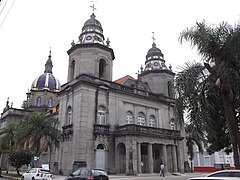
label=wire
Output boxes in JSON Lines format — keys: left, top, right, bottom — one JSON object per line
{"left": 0, "top": 0, "right": 15, "bottom": 29}
{"left": 0, "top": 0, "right": 8, "bottom": 17}
{"left": 0, "top": 0, "right": 3, "bottom": 7}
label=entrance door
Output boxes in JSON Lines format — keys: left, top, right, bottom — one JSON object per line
{"left": 96, "top": 144, "right": 105, "bottom": 170}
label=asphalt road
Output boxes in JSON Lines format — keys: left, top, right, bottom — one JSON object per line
{"left": 0, "top": 173, "right": 207, "bottom": 180}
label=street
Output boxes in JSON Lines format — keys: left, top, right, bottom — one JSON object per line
{"left": 0, "top": 173, "right": 207, "bottom": 180}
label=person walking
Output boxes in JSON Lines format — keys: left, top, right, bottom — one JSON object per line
{"left": 159, "top": 163, "right": 165, "bottom": 177}
{"left": 141, "top": 161, "right": 144, "bottom": 173}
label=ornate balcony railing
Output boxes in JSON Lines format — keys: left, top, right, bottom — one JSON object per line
{"left": 115, "top": 124, "right": 183, "bottom": 140}
{"left": 61, "top": 124, "right": 73, "bottom": 141}
{"left": 94, "top": 124, "right": 110, "bottom": 136}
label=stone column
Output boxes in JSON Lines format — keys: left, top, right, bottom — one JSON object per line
{"left": 148, "top": 143, "right": 153, "bottom": 173}
{"left": 162, "top": 144, "right": 168, "bottom": 172}
{"left": 172, "top": 145, "right": 178, "bottom": 172}
{"left": 137, "top": 142, "right": 142, "bottom": 173}
{"left": 126, "top": 144, "right": 130, "bottom": 175}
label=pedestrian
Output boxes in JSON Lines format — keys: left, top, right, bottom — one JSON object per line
{"left": 141, "top": 161, "right": 144, "bottom": 173}
{"left": 159, "top": 163, "right": 165, "bottom": 177}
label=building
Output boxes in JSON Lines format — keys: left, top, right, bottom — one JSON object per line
{"left": 193, "top": 144, "right": 234, "bottom": 172}
{"left": 0, "top": 11, "right": 187, "bottom": 175}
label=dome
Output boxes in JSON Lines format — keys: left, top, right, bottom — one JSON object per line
{"left": 82, "top": 13, "right": 103, "bottom": 34}
{"left": 31, "top": 73, "right": 61, "bottom": 92}
{"left": 78, "top": 13, "right": 105, "bottom": 45}
{"left": 31, "top": 51, "right": 61, "bottom": 92}
{"left": 146, "top": 42, "right": 164, "bottom": 60}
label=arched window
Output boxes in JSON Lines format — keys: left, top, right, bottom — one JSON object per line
{"left": 149, "top": 115, "right": 156, "bottom": 127}
{"left": 97, "top": 144, "right": 105, "bottom": 150}
{"left": 99, "top": 59, "right": 106, "bottom": 79}
{"left": 70, "top": 60, "right": 75, "bottom": 81}
{"left": 48, "top": 98, "right": 53, "bottom": 108}
{"left": 170, "top": 118, "right": 175, "bottom": 130}
{"left": 97, "top": 106, "right": 106, "bottom": 125}
{"left": 168, "top": 81, "right": 173, "bottom": 97}
{"left": 137, "top": 112, "right": 146, "bottom": 126}
{"left": 36, "top": 97, "right": 41, "bottom": 107}
{"left": 126, "top": 111, "right": 134, "bottom": 124}
{"left": 66, "top": 106, "right": 72, "bottom": 125}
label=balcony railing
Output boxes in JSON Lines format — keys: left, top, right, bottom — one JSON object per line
{"left": 94, "top": 124, "right": 110, "bottom": 136}
{"left": 115, "top": 124, "right": 183, "bottom": 140}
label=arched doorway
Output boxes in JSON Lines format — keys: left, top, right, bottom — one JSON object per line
{"left": 117, "top": 143, "right": 126, "bottom": 174}
{"left": 96, "top": 144, "right": 105, "bottom": 170}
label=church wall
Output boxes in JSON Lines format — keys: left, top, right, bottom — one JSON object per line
{"left": 68, "top": 47, "right": 113, "bottom": 82}
{"left": 141, "top": 72, "right": 174, "bottom": 96}
{"left": 58, "top": 81, "right": 177, "bottom": 174}
{"left": 107, "top": 91, "right": 175, "bottom": 130}
{"left": 28, "top": 90, "right": 58, "bottom": 109}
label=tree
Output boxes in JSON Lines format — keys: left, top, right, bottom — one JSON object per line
{"left": 8, "top": 150, "right": 32, "bottom": 176}
{"left": 0, "top": 123, "right": 20, "bottom": 173}
{"left": 18, "top": 112, "right": 61, "bottom": 168}
{"left": 178, "top": 20, "right": 240, "bottom": 168}
{"left": 185, "top": 124, "right": 204, "bottom": 173}
{"left": 0, "top": 123, "right": 18, "bottom": 151}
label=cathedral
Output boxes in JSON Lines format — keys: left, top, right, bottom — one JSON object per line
{"left": 0, "top": 10, "right": 187, "bottom": 175}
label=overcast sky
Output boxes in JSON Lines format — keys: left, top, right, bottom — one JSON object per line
{"left": 0, "top": 0, "right": 240, "bottom": 111}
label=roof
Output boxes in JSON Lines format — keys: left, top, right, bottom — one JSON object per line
{"left": 114, "top": 75, "right": 136, "bottom": 84}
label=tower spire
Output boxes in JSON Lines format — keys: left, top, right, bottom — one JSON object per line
{"left": 44, "top": 47, "right": 53, "bottom": 74}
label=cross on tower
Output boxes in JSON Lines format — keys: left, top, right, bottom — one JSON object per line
{"left": 152, "top": 32, "right": 155, "bottom": 42}
{"left": 90, "top": 0, "right": 97, "bottom": 13}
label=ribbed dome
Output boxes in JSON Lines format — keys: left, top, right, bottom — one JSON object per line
{"left": 31, "top": 73, "right": 60, "bottom": 92}
{"left": 146, "top": 42, "right": 163, "bottom": 59}
{"left": 78, "top": 13, "right": 105, "bottom": 45}
{"left": 31, "top": 51, "right": 61, "bottom": 92}
{"left": 82, "top": 13, "right": 103, "bottom": 34}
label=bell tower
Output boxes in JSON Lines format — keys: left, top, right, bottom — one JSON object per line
{"left": 67, "top": 11, "right": 115, "bottom": 82}
{"left": 140, "top": 33, "right": 175, "bottom": 97}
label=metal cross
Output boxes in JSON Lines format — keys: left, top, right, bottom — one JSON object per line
{"left": 90, "top": 0, "right": 97, "bottom": 13}
{"left": 152, "top": 32, "right": 155, "bottom": 42}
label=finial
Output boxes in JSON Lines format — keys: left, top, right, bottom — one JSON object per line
{"left": 6, "top": 97, "right": 9, "bottom": 108}
{"left": 3, "top": 97, "right": 10, "bottom": 112}
{"left": 71, "top": 40, "right": 75, "bottom": 46}
{"left": 106, "top": 37, "right": 110, "bottom": 47}
{"left": 169, "top": 64, "right": 172, "bottom": 71}
{"left": 90, "top": 0, "right": 97, "bottom": 14}
{"left": 152, "top": 32, "right": 155, "bottom": 43}
{"left": 49, "top": 47, "right": 51, "bottom": 58}
{"left": 140, "top": 65, "right": 143, "bottom": 73}
{"left": 11, "top": 102, "right": 13, "bottom": 108}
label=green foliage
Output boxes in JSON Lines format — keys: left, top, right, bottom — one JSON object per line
{"left": 177, "top": 20, "right": 240, "bottom": 167}
{"left": 0, "top": 123, "right": 19, "bottom": 152}
{"left": 8, "top": 150, "right": 32, "bottom": 169}
{"left": 18, "top": 112, "right": 61, "bottom": 156}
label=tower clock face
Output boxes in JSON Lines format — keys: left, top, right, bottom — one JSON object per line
{"left": 86, "top": 35, "right": 92, "bottom": 40}
{"left": 153, "top": 61, "right": 160, "bottom": 69}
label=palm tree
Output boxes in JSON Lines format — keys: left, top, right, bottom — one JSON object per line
{"left": 185, "top": 124, "right": 204, "bottom": 173}
{"left": 0, "top": 123, "right": 19, "bottom": 173}
{"left": 178, "top": 21, "right": 240, "bottom": 168}
{"left": 18, "top": 112, "right": 61, "bottom": 169}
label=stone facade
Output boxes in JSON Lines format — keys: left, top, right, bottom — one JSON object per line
{"left": 0, "top": 11, "right": 187, "bottom": 175}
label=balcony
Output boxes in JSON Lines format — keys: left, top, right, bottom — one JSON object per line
{"left": 94, "top": 124, "right": 110, "bottom": 136}
{"left": 115, "top": 124, "right": 183, "bottom": 140}
{"left": 61, "top": 124, "right": 73, "bottom": 141}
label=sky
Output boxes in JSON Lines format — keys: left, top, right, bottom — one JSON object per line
{"left": 0, "top": 0, "right": 240, "bottom": 111}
